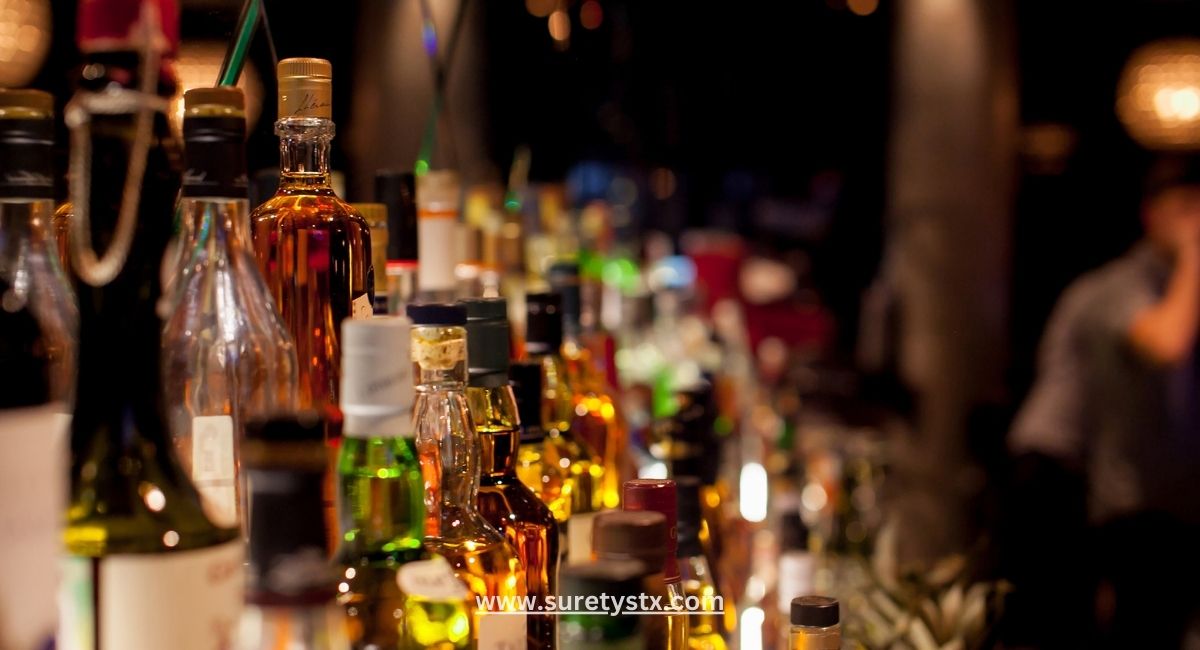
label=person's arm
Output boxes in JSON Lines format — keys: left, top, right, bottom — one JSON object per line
{"left": 1128, "top": 244, "right": 1200, "bottom": 366}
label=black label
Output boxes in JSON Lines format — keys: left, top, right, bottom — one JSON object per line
{"left": 0, "top": 119, "right": 54, "bottom": 199}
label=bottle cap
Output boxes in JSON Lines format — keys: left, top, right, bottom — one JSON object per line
{"left": 462, "top": 297, "right": 511, "bottom": 388}
{"left": 277, "top": 57, "right": 332, "bottom": 119}
{"left": 547, "top": 262, "right": 582, "bottom": 337}
{"left": 622, "top": 479, "right": 679, "bottom": 581}
{"left": 0, "top": 89, "right": 53, "bottom": 117}
{"left": 510, "top": 361, "right": 546, "bottom": 442}
{"left": 340, "top": 317, "right": 414, "bottom": 438}
{"left": 417, "top": 169, "right": 461, "bottom": 210}
{"left": 790, "top": 596, "right": 839, "bottom": 628}
{"left": 376, "top": 170, "right": 418, "bottom": 261}
{"left": 406, "top": 302, "right": 467, "bottom": 326}
{"left": 183, "top": 86, "right": 244, "bottom": 114}
{"left": 525, "top": 292, "right": 563, "bottom": 354}
{"left": 592, "top": 509, "right": 668, "bottom": 572}
{"left": 675, "top": 476, "right": 704, "bottom": 558}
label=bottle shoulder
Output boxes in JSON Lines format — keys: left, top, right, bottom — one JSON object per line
{"left": 478, "top": 477, "right": 557, "bottom": 527}
{"left": 251, "top": 192, "right": 370, "bottom": 229}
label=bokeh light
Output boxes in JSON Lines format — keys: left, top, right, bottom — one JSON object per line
{"left": 848, "top": 0, "right": 879, "bottom": 16}
{"left": 580, "top": 0, "right": 603, "bottom": 30}
{"left": 0, "top": 0, "right": 51, "bottom": 88}
{"left": 171, "top": 40, "right": 264, "bottom": 139}
{"left": 526, "top": 0, "right": 555, "bottom": 18}
{"left": 548, "top": 9, "right": 571, "bottom": 45}
{"left": 1117, "top": 38, "right": 1200, "bottom": 150}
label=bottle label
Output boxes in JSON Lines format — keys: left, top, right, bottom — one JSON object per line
{"left": 191, "top": 415, "right": 238, "bottom": 528}
{"left": 566, "top": 510, "right": 599, "bottom": 566}
{"left": 352, "top": 293, "right": 374, "bottom": 320}
{"left": 777, "top": 552, "right": 816, "bottom": 614}
{"left": 476, "top": 612, "right": 527, "bottom": 650}
{"left": 397, "top": 557, "right": 469, "bottom": 600}
{"left": 0, "top": 405, "right": 67, "bottom": 649}
{"left": 416, "top": 210, "right": 457, "bottom": 293}
{"left": 58, "top": 540, "right": 244, "bottom": 650}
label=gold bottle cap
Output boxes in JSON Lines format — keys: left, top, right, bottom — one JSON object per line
{"left": 0, "top": 89, "right": 53, "bottom": 118}
{"left": 277, "top": 57, "right": 332, "bottom": 119}
{"left": 183, "top": 86, "right": 246, "bottom": 117}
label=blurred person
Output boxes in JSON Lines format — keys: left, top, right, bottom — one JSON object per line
{"left": 1009, "top": 156, "right": 1200, "bottom": 648}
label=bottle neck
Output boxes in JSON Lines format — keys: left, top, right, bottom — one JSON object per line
{"left": 178, "top": 197, "right": 251, "bottom": 261}
{"left": 70, "top": 53, "right": 179, "bottom": 463}
{"left": 276, "top": 118, "right": 333, "bottom": 190}
{"left": 415, "top": 388, "right": 488, "bottom": 540}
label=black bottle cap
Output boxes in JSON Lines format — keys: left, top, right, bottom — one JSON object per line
{"left": 510, "top": 361, "right": 546, "bottom": 442}
{"left": 241, "top": 412, "right": 334, "bottom": 604}
{"left": 592, "top": 510, "right": 668, "bottom": 573}
{"left": 375, "top": 170, "right": 418, "bottom": 261}
{"left": 0, "top": 99, "right": 53, "bottom": 199}
{"left": 791, "top": 596, "right": 839, "bottom": 628}
{"left": 547, "top": 262, "right": 582, "bottom": 337}
{"left": 407, "top": 302, "right": 467, "bottom": 326}
{"left": 463, "top": 297, "right": 511, "bottom": 388}
{"left": 525, "top": 292, "right": 563, "bottom": 354}
{"left": 780, "top": 511, "right": 810, "bottom": 552}
{"left": 675, "top": 476, "right": 704, "bottom": 558}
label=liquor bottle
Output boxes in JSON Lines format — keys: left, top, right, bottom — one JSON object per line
{"left": 592, "top": 509, "right": 687, "bottom": 650}
{"left": 53, "top": 200, "right": 73, "bottom": 274}
{"left": 510, "top": 360, "right": 572, "bottom": 538}
{"left": 0, "top": 267, "right": 67, "bottom": 650}
{"left": 251, "top": 57, "right": 373, "bottom": 412}
{"left": 525, "top": 291, "right": 603, "bottom": 564}
{"left": 395, "top": 554, "right": 475, "bottom": 649}
{"left": 675, "top": 478, "right": 727, "bottom": 650}
{"left": 464, "top": 297, "right": 560, "bottom": 649}
{"left": 352, "top": 202, "right": 390, "bottom": 314}
{"left": 622, "top": 479, "right": 689, "bottom": 649}
{"left": 162, "top": 86, "right": 298, "bottom": 531}
{"left": 787, "top": 597, "right": 839, "bottom": 650}
{"left": 548, "top": 261, "right": 628, "bottom": 509}
{"left": 559, "top": 560, "right": 647, "bottom": 649}
{"left": 0, "top": 88, "right": 77, "bottom": 404}
{"left": 415, "top": 170, "right": 460, "bottom": 303}
{"left": 60, "top": 3, "right": 244, "bottom": 647}
{"left": 335, "top": 316, "right": 423, "bottom": 649}
{"left": 240, "top": 414, "right": 351, "bottom": 650}
{"left": 408, "top": 303, "right": 527, "bottom": 648}
{"left": 776, "top": 512, "right": 815, "bottom": 628}
{"left": 375, "top": 170, "right": 418, "bottom": 315}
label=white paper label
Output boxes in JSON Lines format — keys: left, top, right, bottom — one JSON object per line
{"left": 397, "top": 557, "right": 469, "bottom": 600}
{"left": 352, "top": 293, "right": 374, "bottom": 319}
{"left": 58, "top": 540, "right": 245, "bottom": 650}
{"left": 417, "top": 213, "right": 458, "bottom": 292}
{"left": 191, "top": 415, "right": 238, "bottom": 528}
{"left": 566, "top": 511, "right": 599, "bottom": 566}
{"left": 0, "top": 405, "right": 67, "bottom": 650}
{"left": 777, "top": 551, "right": 816, "bottom": 614}
{"left": 476, "top": 611, "right": 527, "bottom": 650}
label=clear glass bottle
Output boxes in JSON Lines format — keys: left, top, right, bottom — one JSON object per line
{"left": 1, "top": 106, "right": 75, "bottom": 649}
{"left": 251, "top": 57, "right": 373, "bottom": 412}
{"left": 162, "top": 87, "right": 298, "bottom": 531}
{"left": 60, "top": 21, "right": 243, "bottom": 649}
{"left": 549, "top": 261, "right": 629, "bottom": 509}
{"left": 676, "top": 478, "right": 727, "bottom": 650}
{"left": 464, "top": 297, "right": 560, "bottom": 649}
{"left": 395, "top": 555, "right": 474, "bottom": 649}
{"left": 335, "top": 316, "right": 424, "bottom": 649}
{"left": 407, "top": 303, "right": 527, "bottom": 648}
{"left": 240, "top": 415, "right": 351, "bottom": 650}
{"left": 0, "top": 88, "right": 77, "bottom": 405}
{"left": 787, "top": 597, "right": 840, "bottom": 650}
{"left": 623, "top": 479, "right": 690, "bottom": 649}
{"left": 525, "top": 291, "right": 604, "bottom": 565}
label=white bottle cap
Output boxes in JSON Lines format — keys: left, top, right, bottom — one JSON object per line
{"left": 416, "top": 170, "right": 460, "bottom": 293}
{"left": 340, "top": 316, "right": 415, "bottom": 438}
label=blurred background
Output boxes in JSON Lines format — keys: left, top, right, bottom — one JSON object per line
{"left": 13, "top": 0, "right": 1200, "bottom": 647}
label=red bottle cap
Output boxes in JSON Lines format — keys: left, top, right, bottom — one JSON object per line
{"left": 77, "top": 0, "right": 179, "bottom": 57}
{"left": 622, "top": 478, "right": 680, "bottom": 582}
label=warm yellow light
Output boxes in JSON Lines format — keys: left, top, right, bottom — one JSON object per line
{"left": 526, "top": 0, "right": 555, "bottom": 18}
{"left": 170, "top": 40, "right": 264, "bottom": 138}
{"left": 848, "top": 0, "right": 879, "bottom": 16}
{"left": 548, "top": 10, "right": 570, "bottom": 43}
{"left": 0, "top": 0, "right": 50, "bottom": 87}
{"left": 1118, "top": 38, "right": 1200, "bottom": 150}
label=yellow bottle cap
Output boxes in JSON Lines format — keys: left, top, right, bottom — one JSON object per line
{"left": 277, "top": 57, "right": 332, "bottom": 119}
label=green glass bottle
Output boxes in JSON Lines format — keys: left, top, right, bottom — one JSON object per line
{"left": 59, "top": 11, "right": 243, "bottom": 648}
{"left": 336, "top": 316, "right": 424, "bottom": 648}
{"left": 464, "top": 297, "right": 560, "bottom": 650}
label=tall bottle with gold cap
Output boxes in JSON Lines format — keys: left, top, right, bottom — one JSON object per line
{"left": 251, "top": 58, "right": 373, "bottom": 412}
{"left": 162, "top": 87, "right": 298, "bottom": 532}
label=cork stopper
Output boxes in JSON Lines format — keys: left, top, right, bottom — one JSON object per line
{"left": 277, "top": 57, "right": 332, "bottom": 119}
{"left": 593, "top": 510, "right": 669, "bottom": 571}
{"left": 0, "top": 89, "right": 53, "bottom": 118}
{"left": 183, "top": 86, "right": 245, "bottom": 117}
